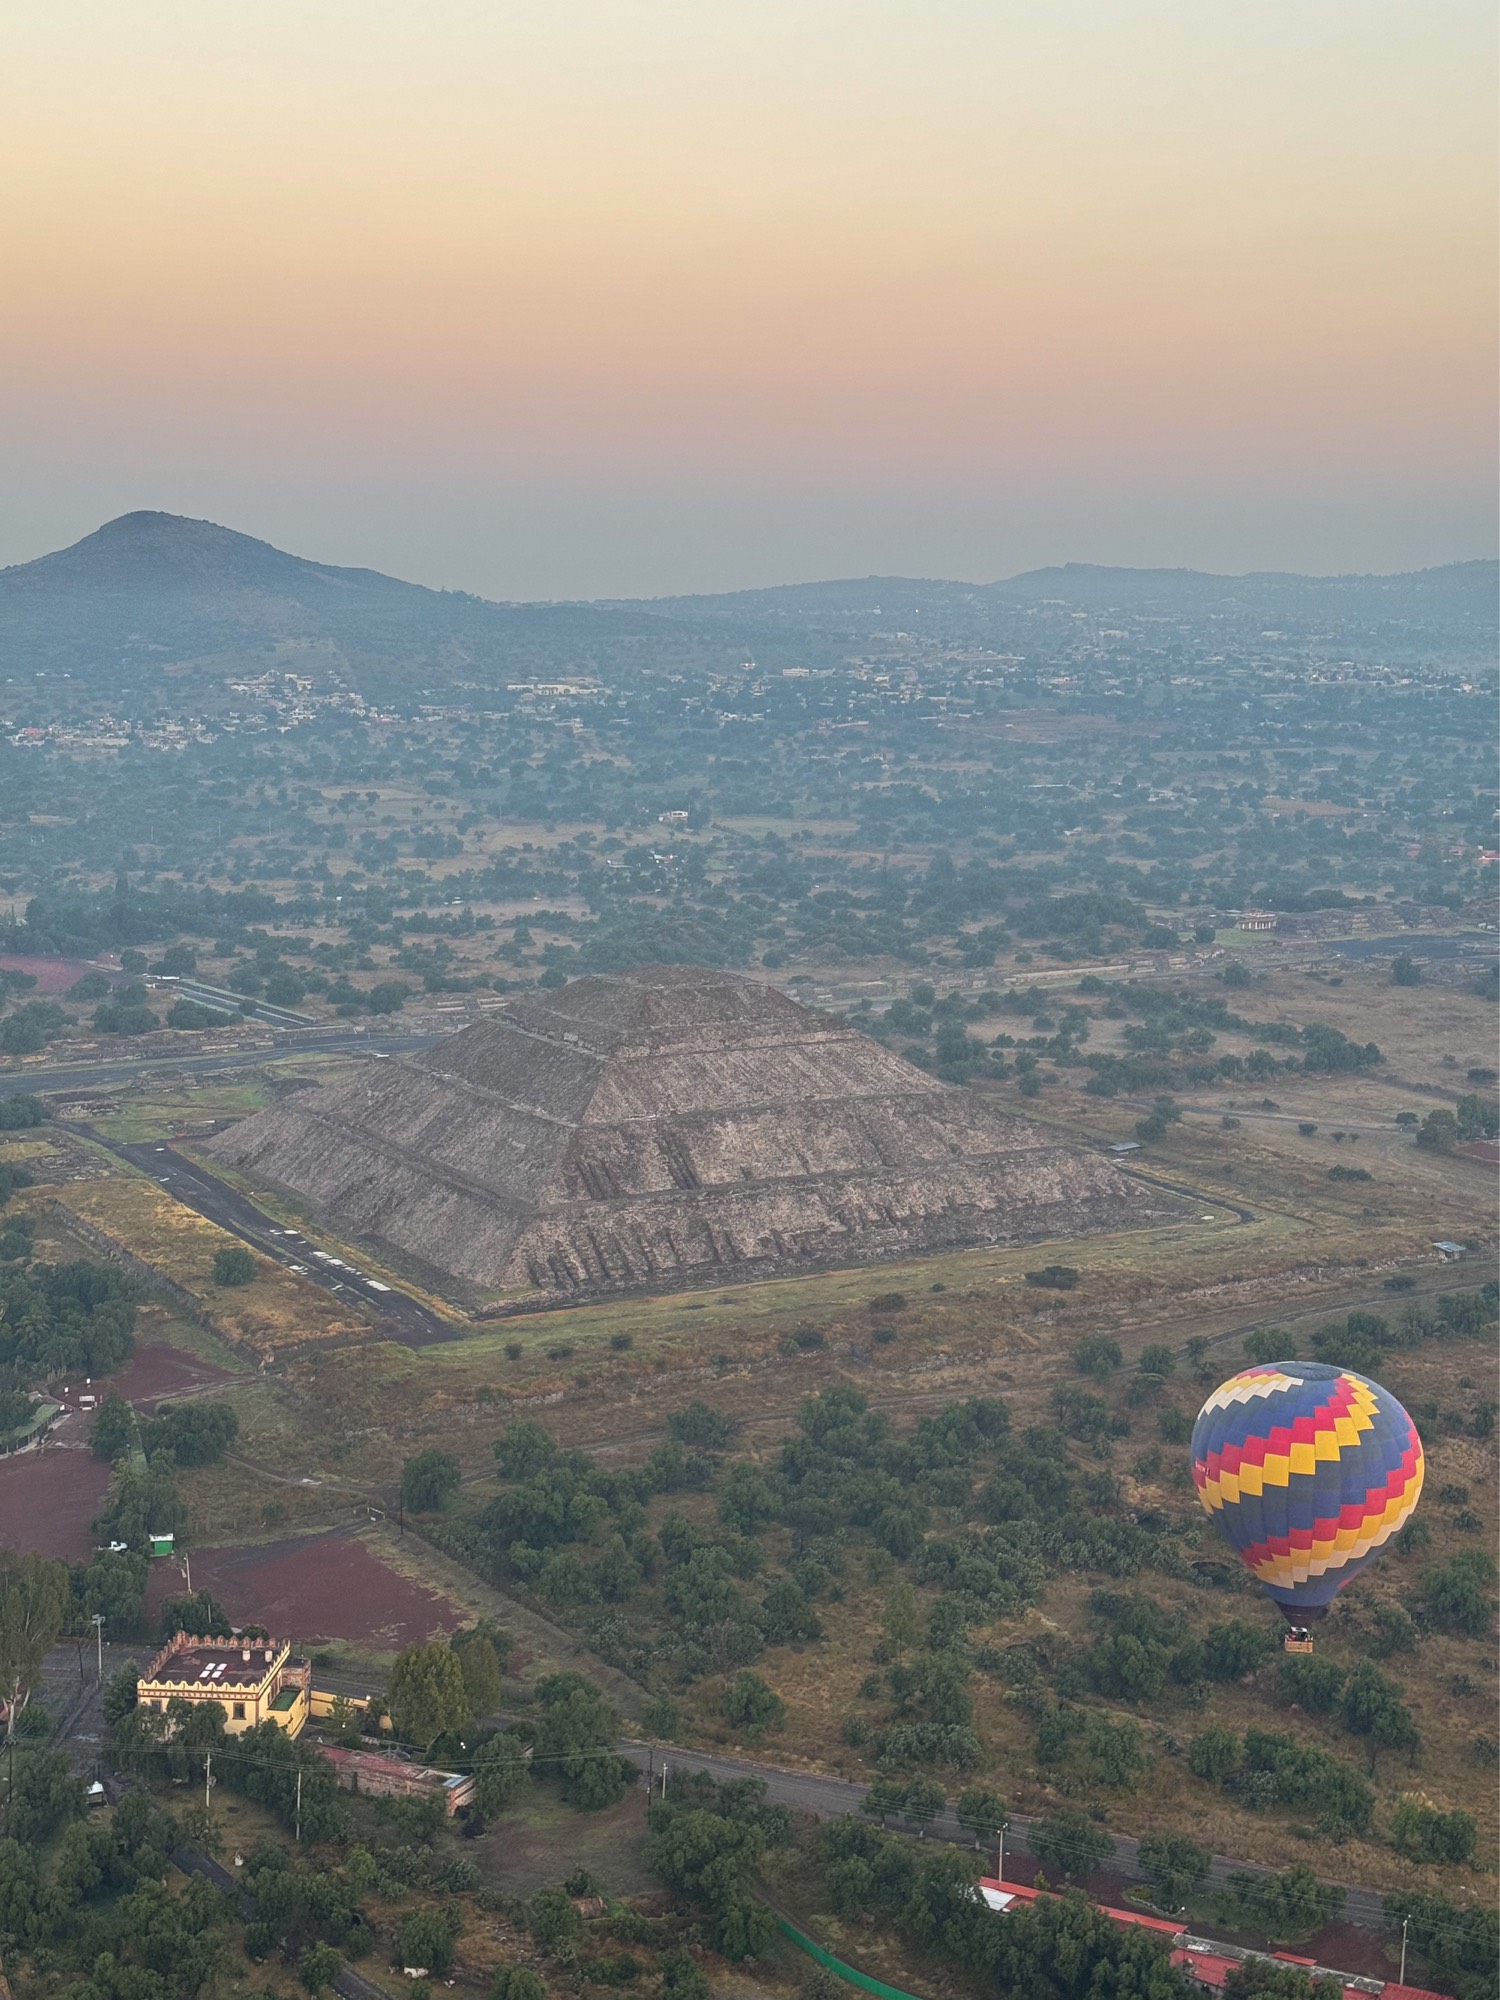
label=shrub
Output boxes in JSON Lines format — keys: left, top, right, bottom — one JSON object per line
{"left": 1029, "top": 1807, "right": 1112, "bottom": 1880}
{"left": 1420, "top": 1551, "right": 1496, "bottom": 1636}
{"left": 721, "top": 1671, "right": 785, "bottom": 1735}
{"left": 1390, "top": 1798, "right": 1478, "bottom": 1867}
{"left": 1138, "top": 1833, "right": 1209, "bottom": 1912}
{"left": 1072, "top": 1336, "right": 1122, "bottom": 1378}
{"left": 1027, "top": 1265, "right": 1080, "bottom": 1290}
{"left": 1188, "top": 1728, "right": 1241, "bottom": 1786}
{"left": 666, "top": 1401, "right": 735, "bottom": 1449}
{"left": 211, "top": 1245, "right": 257, "bottom": 1286}
{"left": 396, "top": 1911, "right": 458, "bottom": 1977}
{"left": 402, "top": 1447, "right": 461, "bottom": 1513}
{"left": 1276, "top": 1654, "right": 1345, "bottom": 1716}
{"left": 1242, "top": 1329, "right": 1297, "bottom": 1365}
{"left": 493, "top": 1970, "right": 547, "bottom": 2000}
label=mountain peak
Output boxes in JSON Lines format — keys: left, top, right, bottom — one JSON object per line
{"left": 1, "top": 509, "right": 417, "bottom": 600}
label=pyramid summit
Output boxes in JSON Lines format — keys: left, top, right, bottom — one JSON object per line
{"left": 206, "top": 965, "right": 1178, "bottom": 1305}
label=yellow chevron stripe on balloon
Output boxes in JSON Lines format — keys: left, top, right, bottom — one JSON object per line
{"left": 1245, "top": 1481, "right": 1423, "bottom": 1587}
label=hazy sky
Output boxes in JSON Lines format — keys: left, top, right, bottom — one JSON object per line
{"left": 3, "top": 0, "right": 1495, "bottom": 597}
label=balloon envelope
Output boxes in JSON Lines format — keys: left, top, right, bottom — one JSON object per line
{"left": 1191, "top": 1361, "right": 1423, "bottom": 1612}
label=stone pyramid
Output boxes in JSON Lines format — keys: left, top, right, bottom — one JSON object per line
{"left": 205, "top": 966, "right": 1177, "bottom": 1304}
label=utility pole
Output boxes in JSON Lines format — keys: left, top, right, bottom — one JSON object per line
{"left": 1399, "top": 1917, "right": 1409, "bottom": 1986}
{"left": 996, "top": 1821, "right": 1007, "bottom": 1884}
{"left": 92, "top": 1615, "right": 106, "bottom": 1685}
{"left": 660, "top": 1763, "right": 668, "bottom": 1799}
{"left": 204, "top": 1749, "right": 212, "bottom": 1819}
{"left": 295, "top": 1765, "right": 302, "bottom": 1844}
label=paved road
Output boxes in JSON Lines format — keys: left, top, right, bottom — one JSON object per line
{"left": 1118, "top": 1163, "right": 1258, "bottom": 1226}
{"left": 94, "top": 1134, "right": 462, "bottom": 1349}
{"left": 154, "top": 976, "right": 317, "bottom": 1031}
{"left": 0, "top": 1031, "right": 443, "bottom": 1098}
{"left": 35, "top": 1646, "right": 1390, "bottom": 1937}
{"left": 616, "top": 1740, "right": 1387, "bottom": 1928}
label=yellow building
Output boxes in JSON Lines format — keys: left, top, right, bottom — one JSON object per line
{"left": 137, "top": 1634, "right": 310, "bottom": 1738}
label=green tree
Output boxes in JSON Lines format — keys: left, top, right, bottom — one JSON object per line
{"left": 1243, "top": 1329, "right": 1298, "bottom": 1365}
{"left": 1201, "top": 1619, "right": 1274, "bottom": 1681}
{"left": 453, "top": 1633, "right": 502, "bottom": 1716}
{"left": 8, "top": 1745, "right": 84, "bottom": 1843}
{"left": 900, "top": 1776, "right": 946, "bottom": 1834}
{"left": 955, "top": 1785, "right": 1007, "bottom": 1845}
{"left": 1225, "top": 1865, "right": 1344, "bottom": 1942}
{"left": 160, "top": 1590, "right": 232, "bottom": 1641}
{"left": 494, "top": 1420, "right": 557, "bottom": 1479}
{"left": 882, "top": 1579, "right": 921, "bottom": 1653}
{"left": 660, "top": 1952, "right": 710, "bottom": 2000}
{"left": 1420, "top": 1550, "right": 1496, "bottom": 1635}
{"left": 1137, "top": 1343, "right": 1176, "bottom": 1378}
{"left": 474, "top": 1726, "right": 533, "bottom": 1814}
{"left": 211, "top": 1246, "right": 256, "bottom": 1286}
{"left": 492, "top": 1970, "right": 547, "bottom": 2000}
{"left": 666, "top": 1401, "right": 735, "bottom": 1448}
{"left": 1415, "top": 1108, "right": 1458, "bottom": 1153}
{"left": 1188, "top": 1727, "right": 1241, "bottom": 1786}
{"left": 1137, "top": 1833, "right": 1210, "bottom": 1912}
{"left": 1389, "top": 1797, "right": 1478, "bottom": 1867}
{"left": 387, "top": 1642, "right": 470, "bottom": 1747}
{"left": 1072, "top": 1337, "right": 1122, "bottom": 1379}
{"left": 398, "top": 1910, "right": 458, "bottom": 1975}
{"left": 1276, "top": 1653, "right": 1345, "bottom": 1716}
{"left": 0, "top": 1550, "right": 68, "bottom": 1738}
{"left": 529, "top": 1886, "right": 583, "bottom": 1956}
{"left": 645, "top": 1790, "right": 780, "bottom": 1961}
{"left": 94, "top": 1456, "right": 185, "bottom": 1554}
{"left": 721, "top": 1670, "right": 785, "bottom": 1736}
{"left": 1338, "top": 1660, "right": 1418, "bottom": 1764}
{"left": 102, "top": 1662, "right": 140, "bottom": 1724}
{"left": 1029, "top": 1807, "right": 1112, "bottom": 1881}
{"left": 533, "top": 1673, "right": 633, "bottom": 1808}
{"left": 1390, "top": 953, "right": 1422, "bottom": 986}
{"left": 89, "top": 1394, "right": 136, "bottom": 1461}
{"left": 402, "top": 1447, "right": 461, "bottom": 1513}
{"left": 299, "top": 1944, "right": 342, "bottom": 1995}
{"left": 146, "top": 1401, "right": 239, "bottom": 1466}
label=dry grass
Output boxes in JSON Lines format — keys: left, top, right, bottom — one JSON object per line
{"left": 52, "top": 1174, "right": 372, "bottom": 1360}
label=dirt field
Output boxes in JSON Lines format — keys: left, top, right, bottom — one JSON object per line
{"left": 0, "top": 1445, "right": 111, "bottom": 1560}
{"left": 147, "top": 1523, "right": 468, "bottom": 1648}
{"left": 0, "top": 952, "right": 113, "bottom": 995}
{"left": 98, "top": 1339, "right": 236, "bottom": 1409}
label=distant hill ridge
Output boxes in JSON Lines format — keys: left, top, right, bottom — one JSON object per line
{"left": 0, "top": 511, "right": 1492, "bottom": 702}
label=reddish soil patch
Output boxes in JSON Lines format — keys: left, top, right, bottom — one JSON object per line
{"left": 0, "top": 1446, "right": 112, "bottom": 1560}
{"left": 0, "top": 953, "right": 115, "bottom": 995}
{"left": 149, "top": 1525, "right": 465, "bottom": 1649}
{"left": 99, "top": 1342, "right": 235, "bottom": 1410}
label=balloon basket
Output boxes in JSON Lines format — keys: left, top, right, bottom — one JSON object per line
{"left": 1282, "top": 1628, "right": 1316, "bottom": 1654}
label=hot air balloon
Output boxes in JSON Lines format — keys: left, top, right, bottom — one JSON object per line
{"left": 1191, "top": 1361, "right": 1423, "bottom": 1648}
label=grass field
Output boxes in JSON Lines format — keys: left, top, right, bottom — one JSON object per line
{"left": 51, "top": 1174, "right": 373, "bottom": 1359}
